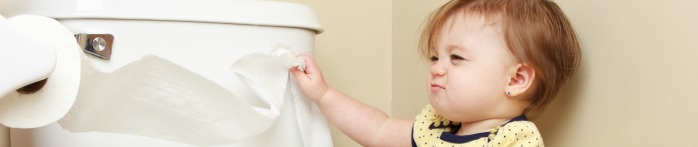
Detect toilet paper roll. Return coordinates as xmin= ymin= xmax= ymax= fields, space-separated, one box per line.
xmin=0 ymin=14 xmax=56 ymax=99
xmin=5 ymin=14 xmax=331 ymax=146
xmin=0 ymin=15 xmax=81 ymax=128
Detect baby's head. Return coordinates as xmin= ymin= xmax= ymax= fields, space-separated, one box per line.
xmin=421 ymin=0 xmax=580 ymax=119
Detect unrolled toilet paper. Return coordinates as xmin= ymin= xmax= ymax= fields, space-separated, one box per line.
xmin=61 ymin=54 xmax=286 ymax=146
xmin=3 ymin=14 xmax=331 ymax=146
xmin=0 ymin=15 xmax=80 ymax=128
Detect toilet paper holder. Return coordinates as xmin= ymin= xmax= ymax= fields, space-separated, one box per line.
xmin=75 ymin=33 xmax=113 ymax=60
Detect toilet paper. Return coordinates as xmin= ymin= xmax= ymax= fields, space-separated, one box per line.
xmin=0 ymin=15 xmax=80 ymax=128
xmin=270 ymin=44 xmax=306 ymax=72
xmin=0 ymin=14 xmax=56 ymax=99
xmin=4 ymin=14 xmax=331 ymax=146
xmin=60 ymin=54 xmax=285 ymax=146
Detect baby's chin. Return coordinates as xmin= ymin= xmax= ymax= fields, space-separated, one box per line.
xmin=427 ymin=95 xmax=440 ymax=107
xmin=427 ymin=99 xmax=448 ymax=115
xmin=428 ymin=101 xmax=470 ymax=121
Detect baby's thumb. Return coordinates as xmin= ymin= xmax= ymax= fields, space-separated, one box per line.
xmin=290 ymin=67 xmax=309 ymax=83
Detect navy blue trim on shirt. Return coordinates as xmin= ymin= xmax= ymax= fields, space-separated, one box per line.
xmin=412 ymin=114 xmax=528 ymax=146
xmin=441 ymin=114 xmax=528 ymax=143
xmin=440 ymin=130 xmax=490 ymax=144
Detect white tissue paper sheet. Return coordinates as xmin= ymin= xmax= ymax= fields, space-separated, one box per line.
xmin=4 ymin=14 xmax=332 ymax=146
xmin=0 ymin=15 xmax=80 ymax=128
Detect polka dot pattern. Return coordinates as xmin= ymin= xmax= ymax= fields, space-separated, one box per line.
xmin=413 ymin=105 xmax=544 ymax=147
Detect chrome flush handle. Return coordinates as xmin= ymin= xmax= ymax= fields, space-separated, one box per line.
xmin=75 ymin=33 xmax=113 ymax=60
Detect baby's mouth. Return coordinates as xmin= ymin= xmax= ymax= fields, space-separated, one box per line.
xmin=430 ymin=84 xmax=445 ymax=90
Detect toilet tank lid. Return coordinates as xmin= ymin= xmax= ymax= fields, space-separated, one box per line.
xmin=0 ymin=0 xmax=323 ymax=33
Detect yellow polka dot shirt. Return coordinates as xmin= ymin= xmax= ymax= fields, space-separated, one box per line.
xmin=412 ymin=105 xmax=544 ymax=147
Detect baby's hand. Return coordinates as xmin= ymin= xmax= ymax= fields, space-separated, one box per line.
xmin=290 ymin=54 xmax=329 ymax=103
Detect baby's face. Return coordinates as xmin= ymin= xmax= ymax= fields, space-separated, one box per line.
xmin=427 ymin=14 xmax=517 ymax=122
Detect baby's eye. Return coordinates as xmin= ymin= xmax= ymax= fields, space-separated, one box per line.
xmin=450 ymin=54 xmax=466 ymax=61
xmin=430 ymin=56 xmax=439 ymax=62
xmin=450 ymin=54 xmax=467 ymax=65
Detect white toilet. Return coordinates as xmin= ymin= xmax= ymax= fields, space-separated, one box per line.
xmin=0 ymin=0 xmax=323 ymax=146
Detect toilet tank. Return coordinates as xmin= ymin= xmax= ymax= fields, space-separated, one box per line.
xmin=0 ymin=0 xmax=323 ymax=146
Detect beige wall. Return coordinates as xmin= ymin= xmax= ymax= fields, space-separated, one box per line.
xmin=1 ymin=126 xmax=6 ymax=147
xmin=534 ymin=0 xmax=698 ymax=146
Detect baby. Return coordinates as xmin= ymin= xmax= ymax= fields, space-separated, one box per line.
xmin=290 ymin=0 xmax=580 ymax=146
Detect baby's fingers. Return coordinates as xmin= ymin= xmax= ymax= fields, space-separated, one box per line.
xmin=290 ymin=66 xmax=309 ymax=82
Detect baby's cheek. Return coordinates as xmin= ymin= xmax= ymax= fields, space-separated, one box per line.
xmin=448 ymin=80 xmax=473 ymax=94
xmin=448 ymin=82 xmax=488 ymax=102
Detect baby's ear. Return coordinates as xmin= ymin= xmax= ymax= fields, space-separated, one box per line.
xmin=505 ymin=63 xmax=536 ymax=99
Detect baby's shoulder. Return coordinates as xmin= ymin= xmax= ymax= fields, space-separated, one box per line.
xmin=491 ymin=120 xmax=544 ymax=146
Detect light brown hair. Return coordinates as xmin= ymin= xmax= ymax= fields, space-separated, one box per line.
xmin=420 ymin=0 xmax=581 ymax=118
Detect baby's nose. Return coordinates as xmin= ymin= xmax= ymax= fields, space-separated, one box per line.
xmin=430 ymin=63 xmax=446 ymax=76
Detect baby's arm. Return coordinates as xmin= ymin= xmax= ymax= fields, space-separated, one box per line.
xmin=290 ymin=54 xmax=413 ymax=147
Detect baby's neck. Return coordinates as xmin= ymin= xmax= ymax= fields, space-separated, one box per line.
xmin=455 ymin=118 xmax=511 ymax=135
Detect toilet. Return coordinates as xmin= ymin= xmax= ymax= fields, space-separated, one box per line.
xmin=0 ymin=0 xmax=323 ymax=146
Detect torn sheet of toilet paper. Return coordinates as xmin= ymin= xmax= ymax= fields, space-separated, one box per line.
xmin=270 ymin=44 xmax=306 ymax=72
xmin=61 ymin=54 xmax=289 ymax=146
xmin=3 ymin=14 xmax=331 ymax=146
xmin=0 ymin=15 xmax=79 ymax=128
